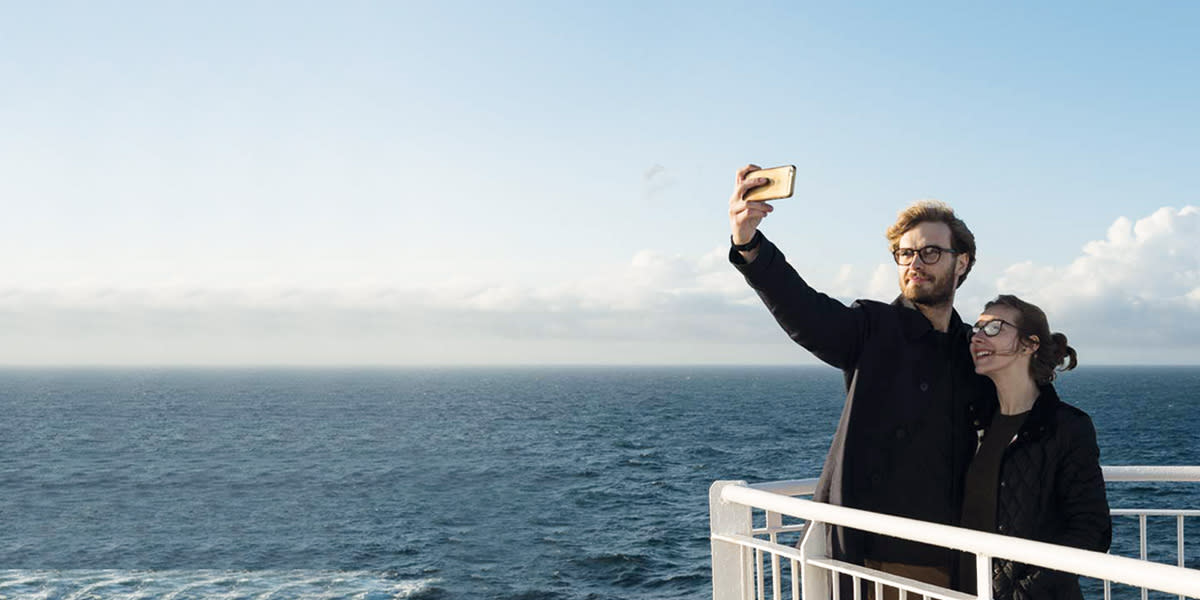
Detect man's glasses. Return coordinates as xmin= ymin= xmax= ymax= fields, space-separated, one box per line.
xmin=971 ymin=319 xmax=1017 ymax=337
xmin=892 ymin=245 xmax=961 ymax=266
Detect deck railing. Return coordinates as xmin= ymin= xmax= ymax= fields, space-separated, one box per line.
xmin=710 ymin=466 xmax=1200 ymax=600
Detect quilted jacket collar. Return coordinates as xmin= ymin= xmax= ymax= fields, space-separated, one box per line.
xmin=1017 ymin=383 xmax=1062 ymax=442
xmin=976 ymin=382 xmax=1062 ymax=442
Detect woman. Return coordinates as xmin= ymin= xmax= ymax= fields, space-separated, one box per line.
xmin=960 ymin=295 xmax=1111 ymax=600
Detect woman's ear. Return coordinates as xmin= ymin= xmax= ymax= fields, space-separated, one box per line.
xmin=1024 ymin=334 xmax=1040 ymax=355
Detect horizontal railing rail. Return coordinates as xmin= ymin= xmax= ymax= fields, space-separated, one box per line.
xmin=745 ymin=466 xmax=1200 ymax=497
xmin=1101 ymin=465 xmax=1200 ymax=482
xmin=745 ymin=478 xmax=818 ymax=497
xmin=711 ymin=465 xmax=1200 ymax=600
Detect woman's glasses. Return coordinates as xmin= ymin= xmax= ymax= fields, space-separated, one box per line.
xmin=971 ymin=319 xmax=1017 ymax=337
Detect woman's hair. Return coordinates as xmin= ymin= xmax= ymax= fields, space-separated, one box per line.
xmin=984 ymin=294 xmax=1078 ymax=384
xmin=885 ymin=200 xmax=977 ymax=288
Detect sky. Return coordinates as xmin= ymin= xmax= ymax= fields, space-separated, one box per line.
xmin=1 ymin=1 xmax=1198 ymax=366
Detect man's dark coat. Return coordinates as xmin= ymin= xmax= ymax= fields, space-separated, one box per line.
xmin=732 ymin=235 xmax=995 ymax=568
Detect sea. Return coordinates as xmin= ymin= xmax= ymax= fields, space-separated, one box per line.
xmin=0 ymin=366 xmax=1197 ymax=599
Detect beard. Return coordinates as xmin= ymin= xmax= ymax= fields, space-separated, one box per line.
xmin=901 ymin=270 xmax=957 ymax=307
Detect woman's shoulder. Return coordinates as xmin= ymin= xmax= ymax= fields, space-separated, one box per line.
xmin=1041 ymin=385 xmax=1097 ymax=432
xmin=1051 ymin=397 xmax=1099 ymax=441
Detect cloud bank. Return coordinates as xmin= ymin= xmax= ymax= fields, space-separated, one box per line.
xmin=991 ymin=206 xmax=1200 ymax=362
xmin=2 ymin=207 xmax=1198 ymax=365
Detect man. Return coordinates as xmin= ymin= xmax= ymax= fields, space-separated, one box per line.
xmin=727 ymin=164 xmax=994 ymax=593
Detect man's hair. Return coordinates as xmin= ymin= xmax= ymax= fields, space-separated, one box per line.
xmin=885 ymin=200 xmax=976 ymax=288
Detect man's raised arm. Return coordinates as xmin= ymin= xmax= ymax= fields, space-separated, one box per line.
xmin=726 ymin=164 xmax=866 ymax=370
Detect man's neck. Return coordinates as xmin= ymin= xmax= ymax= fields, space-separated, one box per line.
xmin=902 ymin=297 xmax=955 ymax=332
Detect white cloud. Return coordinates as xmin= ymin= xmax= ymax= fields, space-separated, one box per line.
xmin=997 ymin=207 xmax=1200 ymax=306
xmin=0 ymin=244 xmax=779 ymax=364
xmin=3 ymin=207 xmax=1199 ymax=365
xmin=828 ymin=263 xmax=898 ymax=304
xmin=987 ymin=206 xmax=1200 ymax=361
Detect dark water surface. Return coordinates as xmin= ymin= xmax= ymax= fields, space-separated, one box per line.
xmin=0 ymin=367 xmax=1196 ymax=598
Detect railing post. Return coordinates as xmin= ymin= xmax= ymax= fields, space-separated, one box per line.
xmin=711 ymin=480 xmax=753 ymax=600
xmin=975 ymin=554 xmax=993 ymax=600
xmin=799 ymin=520 xmax=830 ymax=600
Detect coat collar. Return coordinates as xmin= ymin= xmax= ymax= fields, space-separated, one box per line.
xmin=1019 ymin=383 xmax=1061 ymax=441
xmin=889 ymin=295 xmax=969 ymax=341
xmin=975 ymin=382 xmax=1062 ymax=441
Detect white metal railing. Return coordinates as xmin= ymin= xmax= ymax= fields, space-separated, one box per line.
xmin=710 ymin=466 xmax=1200 ymax=600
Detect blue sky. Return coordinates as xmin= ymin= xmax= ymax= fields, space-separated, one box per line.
xmin=2 ymin=2 xmax=1198 ymax=365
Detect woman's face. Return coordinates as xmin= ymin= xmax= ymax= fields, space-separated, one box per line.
xmin=970 ymin=304 xmax=1030 ymax=377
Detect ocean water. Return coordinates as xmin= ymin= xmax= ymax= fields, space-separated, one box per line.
xmin=0 ymin=366 xmax=1197 ymax=599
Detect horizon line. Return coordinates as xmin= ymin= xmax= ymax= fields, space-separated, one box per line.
xmin=0 ymin=363 xmax=1197 ymax=370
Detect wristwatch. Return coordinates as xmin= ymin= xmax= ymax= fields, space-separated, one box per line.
xmin=732 ymin=230 xmax=763 ymax=252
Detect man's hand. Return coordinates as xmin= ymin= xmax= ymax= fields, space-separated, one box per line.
xmin=729 ymin=164 xmax=774 ymax=260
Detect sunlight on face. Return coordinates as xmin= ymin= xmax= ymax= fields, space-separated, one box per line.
xmin=970 ymin=304 xmax=1027 ymax=377
xmin=896 ymin=222 xmax=960 ymax=306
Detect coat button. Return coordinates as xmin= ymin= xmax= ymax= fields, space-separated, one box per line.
xmin=1000 ymin=481 xmax=1006 ymax=487
xmin=919 ymin=382 xmax=929 ymax=392
xmin=998 ymin=525 xmax=1006 ymax=532
xmin=896 ymin=428 xmax=907 ymax=440
xmin=871 ymin=473 xmax=882 ymax=485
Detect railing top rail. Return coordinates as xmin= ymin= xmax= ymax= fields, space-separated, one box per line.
xmin=1112 ymin=508 xmax=1200 ymax=516
xmin=1101 ymin=465 xmax=1200 ymax=481
xmin=716 ymin=481 xmax=1200 ymax=597
xmin=744 ymin=467 xmax=1200 ymax=498
xmin=746 ymin=478 xmax=818 ymax=496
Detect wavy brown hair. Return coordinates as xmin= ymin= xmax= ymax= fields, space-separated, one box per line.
xmin=885 ymin=200 xmax=977 ymax=288
xmin=985 ymin=294 xmax=1079 ymax=384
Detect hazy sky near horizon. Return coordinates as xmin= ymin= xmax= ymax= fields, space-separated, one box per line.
xmin=2 ymin=2 xmax=1198 ymax=365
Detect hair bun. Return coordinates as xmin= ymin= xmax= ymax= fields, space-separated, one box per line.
xmin=1050 ymin=332 xmax=1078 ymax=372
xmin=985 ymin=295 xmax=1077 ymax=383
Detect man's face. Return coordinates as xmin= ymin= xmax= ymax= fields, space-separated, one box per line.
xmin=895 ymin=221 xmax=967 ymax=307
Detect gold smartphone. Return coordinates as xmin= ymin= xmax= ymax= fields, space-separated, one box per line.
xmin=743 ymin=165 xmax=796 ymax=202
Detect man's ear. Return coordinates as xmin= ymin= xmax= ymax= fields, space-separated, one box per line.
xmin=955 ymin=252 xmax=969 ymax=276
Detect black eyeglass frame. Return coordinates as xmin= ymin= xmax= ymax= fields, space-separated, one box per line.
xmin=971 ymin=318 xmax=1019 ymax=338
xmin=892 ymin=245 xmax=962 ymax=266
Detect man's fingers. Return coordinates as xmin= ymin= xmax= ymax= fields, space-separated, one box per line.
xmin=732 ymin=178 xmax=770 ymax=203
xmin=731 ymin=199 xmax=774 ymax=213
xmin=736 ymin=164 xmax=762 ymax=183
xmin=729 ymin=165 xmax=772 ymax=243
xmin=731 ymin=201 xmax=774 ymax=222
xmin=746 ymin=202 xmax=773 ymax=218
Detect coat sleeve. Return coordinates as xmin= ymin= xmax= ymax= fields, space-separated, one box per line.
xmin=731 ymin=236 xmax=868 ymax=370
xmin=1012 ymin=411 xmax=1112 ymax=599
xmin=1051 ymin=412 xmax=1112 ymax=553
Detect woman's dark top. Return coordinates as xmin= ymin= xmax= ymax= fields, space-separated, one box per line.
xmin=959 ymin=411 xmax=1029 ymax=592
xmin=960 ymin=384 xmax=1111 ymax=600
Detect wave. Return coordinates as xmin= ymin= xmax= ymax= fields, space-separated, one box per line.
xmin=0 ymin=569 xmax=440 ymax=599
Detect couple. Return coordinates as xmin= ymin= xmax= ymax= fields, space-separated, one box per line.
xmin=727 ymin=164 xmax=1112 ymax=600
